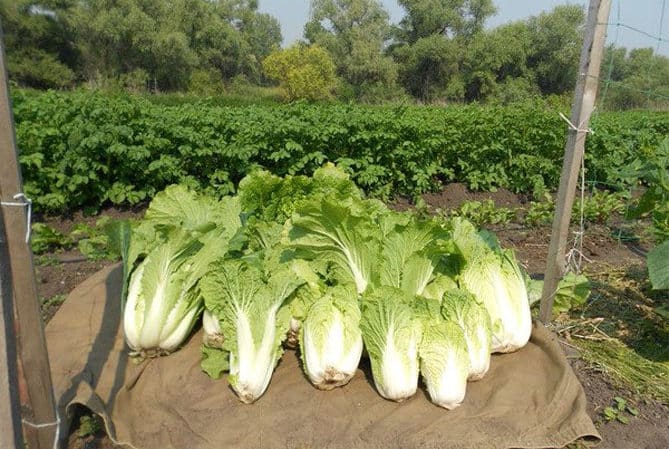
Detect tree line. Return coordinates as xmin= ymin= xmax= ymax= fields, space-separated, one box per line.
xmin=2 ymin=0 xmax=667 ymax=109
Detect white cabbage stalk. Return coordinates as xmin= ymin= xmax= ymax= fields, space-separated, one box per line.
xmin=123 ymin=232 xmax=203 ymax=357
xmin=441 ymin=289 xmax=492 ymax=381
xmin=200 ymin=260 xmax=304 ymax=403
xmin=202 ymin=309 xmax=224 ymax=349
xmin=228 ymin=303 xmax=284 ymax=404
xmin=360 ymin=286 xmax=421 ymax=402
xmin=460 ymin=251 xmax=532 ymax=353
xmin=452 ymin=218 xmax=532 ymax=353
xmin=300 ymin=286 xmax=363 ymax=390
xmin=419 ymin=320 xmax=470 ymax=410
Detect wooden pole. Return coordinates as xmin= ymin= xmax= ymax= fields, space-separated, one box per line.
xmin=0 ymin=24 xmax=58 ymax=449
xmin=540 ymin=0 xmax=612 ymax=323
xmin=0 ymin=201 xmax=23 ymax=449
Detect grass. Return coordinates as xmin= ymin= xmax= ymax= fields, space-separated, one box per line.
xmin=561 ymin=261 xmax=669 ymax=404
xmin=141 ymin=85 xmax=284 ymax=107
xmin=576 ymin=338 xmax=669 ymax=403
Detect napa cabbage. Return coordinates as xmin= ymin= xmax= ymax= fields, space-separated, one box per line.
xmin=200 ymin=259 xmax=304 ymax=403
xmin=451 ymin=218 xmax=532 ymax=353
xmin=415 ymin=296 xmax=470 ymax=409
xmin=300 ymin=283 xmax=362 ymax=390
xmin=123 ymin=228 xmax=219 ymax=357
xmin=360 ymin=286 xmax=421 ymax=402
xmin=121 ymin=185 xmax=242 ymax=357
xmin=286 ymin=198 xmax=383 ymax=294
xmin=378 ymin=214 xmax=453 ymax=296
xmin=441 ymin=289 xmax=492 ymax=381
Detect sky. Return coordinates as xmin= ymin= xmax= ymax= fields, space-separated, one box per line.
xmin=258 ymin=0 xmax=669 ymax=55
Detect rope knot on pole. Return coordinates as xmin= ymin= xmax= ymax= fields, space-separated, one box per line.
xmin=558 ymin=112 xmax=595 ymax=135
xmin=0 ymin=193 xmax=32 ymax=243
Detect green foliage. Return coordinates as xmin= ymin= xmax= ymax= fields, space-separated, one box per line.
xmin=615 ymin=138 xmax=669 ymax=290
xmin=13 ymin=89 xmax=669 ymax=213
xmin=602 ymin=397 xmax=639 ymax=424
xmin=528 ymin=273 xmax=591 ymax=316
xmin=306 ymin=0 xmax=400 ymax=98
xmin=0 ymin=0 xmax=77 ymax=88
xmin=524 ymin=194 xmax=554 ymax=227
xmin=30 ymin=217 xmax=121 ymax=261
xmin=624 ymin=138 xmax=669 ymax=241
xmin=442 ymin=200 xmax=516 ymax=227
xmin=647 ymin=241 xmax=669 ymax=290
xmin=262 ymin=44 xmax=339 ymax=101
xmin=31 ymin=223 xmax=71 ymax=254
xmin=601 ymin=47 xmax=669 ymax=111
xmin=525 ymin=190 xmax=627 ymax=227
xmin=77 ymin=414 xmax=103 ymax=438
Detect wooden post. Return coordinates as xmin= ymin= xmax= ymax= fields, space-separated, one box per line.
xmin=540 ymin=0 xmax=612 ymax=323
xmin=0 ymin=204 xmax=23 ymax=449
xmin=0 ymin=25 xmax=58 ymax=449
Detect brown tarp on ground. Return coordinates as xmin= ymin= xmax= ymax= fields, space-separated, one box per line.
xmin=46 ymin=264 xmax=601 ymax=449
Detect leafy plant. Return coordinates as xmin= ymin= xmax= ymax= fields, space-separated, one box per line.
xmin=70 ymin=217 xmax=117 ymax=261
xmin=576 ymin=190 xmax=626 ymax=223
xmin=622 ymin=138 xmax=669 ymax=240
xmin=444 ymin=199 xmax=517 ymax=227
xmin=527 ymin=273 xmax=591 ymax=317
xmin=13 ymin=89 xmax=668 ymax=213
xmin=602 ymin=396 xmax=639 ymax=424
xmin=525 ymin=194 xmax=554 ymax=227
xmin=77 ymin=414 xmax=103 ymax=438
xmin=622 ymin=138 xmax=669 ymax=289
xmin=30 ymin=223 xmax=72 ymax=254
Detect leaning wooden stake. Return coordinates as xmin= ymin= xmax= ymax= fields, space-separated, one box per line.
xmin=0 ymin=206 xmax=23 ymax=449
xmin=0 ymin=26 xmax=58 ymax=449
xmin=540 ymin=0 xmax=612 ymax=323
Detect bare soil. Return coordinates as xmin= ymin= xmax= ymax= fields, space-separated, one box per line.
xmin=32 ymin=186 xmax=668 ymax=449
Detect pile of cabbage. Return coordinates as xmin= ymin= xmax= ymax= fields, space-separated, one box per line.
xmin=118 ymin=165 xmax=532 ymax=408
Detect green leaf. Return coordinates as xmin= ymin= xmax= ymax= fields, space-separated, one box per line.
xmin=603 ymin=407 xmax=617 ymax=419
xmin=200 ymin=345 xmax=229 ymax=379
xmin=614 ymin=396 xmax=627 ymax=410
xmin=648 ymin=240 xmax=669 ymax=290
xmin=287 ymin=198 xmax=383 ymax=294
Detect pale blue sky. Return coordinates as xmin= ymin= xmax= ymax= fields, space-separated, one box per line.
xmin=258 ymin=0 xmax=669 ymax=55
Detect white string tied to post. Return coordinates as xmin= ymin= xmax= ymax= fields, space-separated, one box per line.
xmin=558 ymin=109 xmax=595 ymax=275
xmin=0 ymin=192 xmax=32 ymax=243
xmin=21 ymin=410 xmax=62 ymax=449
xmin=558 ymin=111 xmax=595 ymax=135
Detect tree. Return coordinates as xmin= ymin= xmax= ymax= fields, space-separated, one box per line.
xmin=525 ymin=5 xmax=584 ymax=95
xmin=391 ymin=0 xmax=495 ymax=102
xmin=395 ymin=0 xmax=495 ymax=43
xmin=305 ymin=0 xmax=399 ymax=98
xmin=460 ymin=21 xmax=534 ymax=102
xmin=67 ymin=0 xmax=283 ymax=91
xmin=262 ymin=44 xmax=338 ymax=101
xmin=0 ymin=0 xmax=77 ymax=88
xmin=393 ymin=35 xmax=462 ymax=101
xmin=600 ymin=46 xmax=669 ymax=110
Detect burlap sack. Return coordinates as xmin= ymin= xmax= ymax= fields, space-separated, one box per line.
xmin=46 ymin=264 xmax=600 ymax=449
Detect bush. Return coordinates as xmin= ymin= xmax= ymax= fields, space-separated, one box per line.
xmin=262 ymin=44 xmax=338 ymax=101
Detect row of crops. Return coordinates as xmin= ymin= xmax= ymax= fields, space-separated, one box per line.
xmin=118 ymin=166 xmax=534 ymax=407
xmin=12 ymin=89 xmax=669 ymax=213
